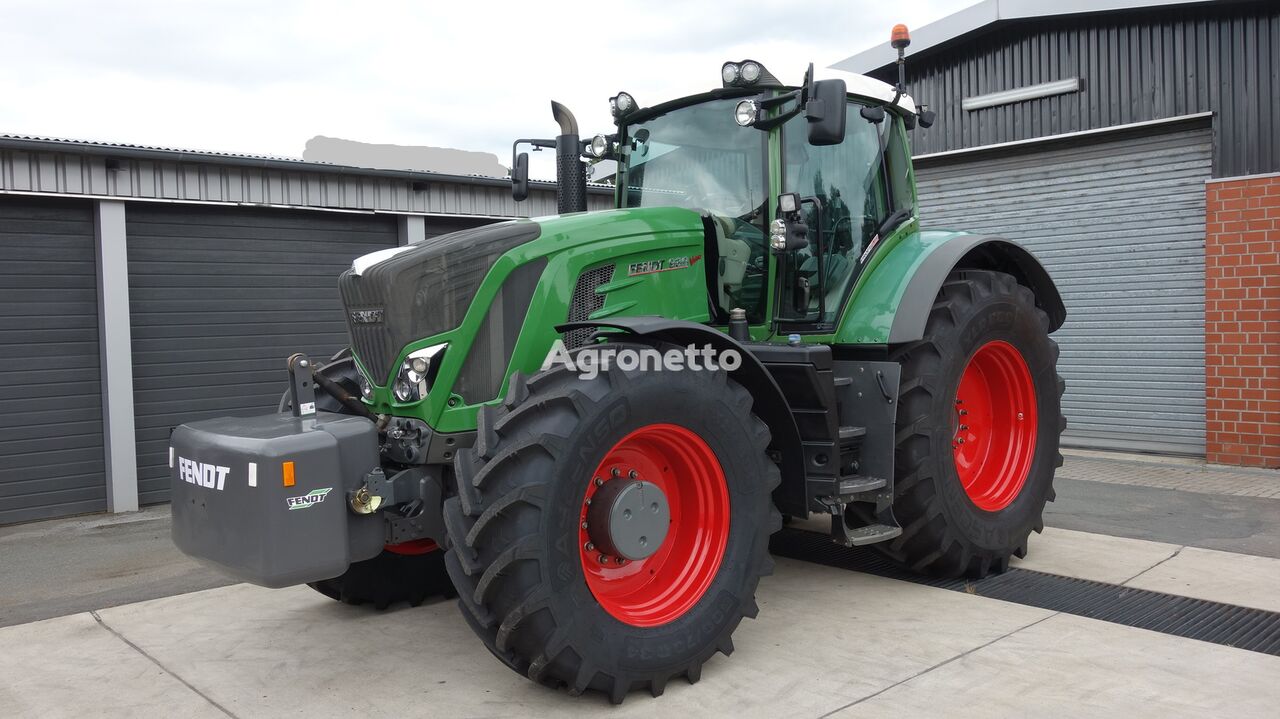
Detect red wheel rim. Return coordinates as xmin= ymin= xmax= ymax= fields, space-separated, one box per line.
xmin=579 ymin=423 xmax=730 ymax=627
xmin=952 ymin=340 xmax=1038 ymax=511
xmin=384 ymin=539 xmax=438 ymax=555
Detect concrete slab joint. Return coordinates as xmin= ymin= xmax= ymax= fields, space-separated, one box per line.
xmin=94 ymin=199 xmax=140 ymax=513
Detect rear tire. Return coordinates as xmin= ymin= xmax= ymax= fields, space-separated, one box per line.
xmin=293 ymin=349 xmax=456 ymax=608
xmin=884 ymin=270 xmax=1064 ymax=578
xmin=443 ymin=347 xmax=780 ymax=703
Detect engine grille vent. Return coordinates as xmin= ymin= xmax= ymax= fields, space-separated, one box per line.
xmin=563 ymin=265 xmax=615 ymax=349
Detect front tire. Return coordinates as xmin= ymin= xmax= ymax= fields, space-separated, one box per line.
xmin=443 ymin=348 xmax=780 ymax=703
xmin=884 ymin=270 xmax=1065 ymax=578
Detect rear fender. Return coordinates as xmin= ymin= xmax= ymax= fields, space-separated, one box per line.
xmin=839 ymin=231 xmax=1066 ymax=344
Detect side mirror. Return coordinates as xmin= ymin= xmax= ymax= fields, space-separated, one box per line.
xmin=511 ymin=152 xmax=529 ymax=202
xmin=806 ymin=79 xmax=847 ymax=146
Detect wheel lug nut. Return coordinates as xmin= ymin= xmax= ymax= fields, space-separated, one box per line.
xmin=598 ymin=554 xmax=609 ymax=564
xmin=628 ymin=469 xmax=638 ymax=479
xmin=594 ymin=477 xmax=603 ymax=487
xmin=584 ymin=498 xmax=592 ymax=506
xmin=1017 ymin=412 xmax=1024 ymax=420
xmin=581 ymin=521 xmax=589 ymax=529
xmin=585 ymin=542 xmax=594 ymax=552
xmin=615 ymin=557 xmax=625 ymax=565
xmin=959 ymin=409 xmax=968 ymax=416
xmin=959 ymin=424 xmax=969 ymax=431
xmin=610 ymin=467 xmax=621 ymax=478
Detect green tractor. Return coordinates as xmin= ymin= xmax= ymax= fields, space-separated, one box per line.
xmin=170 ymin=28 xmax=1064 ymax=703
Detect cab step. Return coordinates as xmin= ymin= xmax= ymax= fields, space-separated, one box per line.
xmin=835 ymin=474 xmax=886 ymax=497
xmin=838 ymin=425 xmax=866 ymax=441
xmin=833 ymin=522 xmax=903 ymax=547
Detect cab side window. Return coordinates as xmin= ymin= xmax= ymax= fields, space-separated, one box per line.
xmin=781 ymin=102 xmax=890 ymax=324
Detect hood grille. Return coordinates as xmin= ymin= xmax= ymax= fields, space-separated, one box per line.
xmin=339 ymin=221 xmax=541 ymax=383
xmin=563 ymin=265 xmax=615 ymax=349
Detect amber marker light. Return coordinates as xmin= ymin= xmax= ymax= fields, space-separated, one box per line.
xmin=282 ymin=461 xmax=296 ymax=487
xmin=891 ymin=24 xmax=911 ymax=49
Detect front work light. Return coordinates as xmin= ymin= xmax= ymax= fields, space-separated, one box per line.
xmin=734 ymin=99 xmax=759 ymax=127
xmin=722 ymin=59 xmax=776 ymax=88
xmin=588 ymin=134 xmax=609 ymax=158
xmin=769 ymin=218 xmax=788 ymax=251
xmin=611 ymin=92 xmax=636 ymax=118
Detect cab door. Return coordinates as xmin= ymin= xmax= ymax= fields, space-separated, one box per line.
xmin=776 ymin=101 xmax=911 ymax=332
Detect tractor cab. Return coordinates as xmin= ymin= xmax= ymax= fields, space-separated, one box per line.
xmin=514 ymin=60 xmax=932 ymax=337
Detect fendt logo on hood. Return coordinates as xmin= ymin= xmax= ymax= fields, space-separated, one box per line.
xmin=350 ymin=309 xmax=385 ymax=324
xmin=177 ymin=457 xmax=230 ymax=491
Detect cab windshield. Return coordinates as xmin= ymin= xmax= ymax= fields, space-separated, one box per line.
xmin=619 ymin=97 xmax=768 ymax=321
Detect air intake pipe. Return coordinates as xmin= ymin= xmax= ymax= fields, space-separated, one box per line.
xmin=551 ymin=101 xmax=588 ymax=214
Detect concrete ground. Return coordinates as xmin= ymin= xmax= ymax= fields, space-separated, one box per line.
xmin=1 ymin=450 xmax=1278 ymax=716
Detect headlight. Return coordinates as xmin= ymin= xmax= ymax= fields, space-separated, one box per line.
xmin=588 ymin=134 xmax=609 ymax=158
xmin=734 ymin=99 xmax=758 ymax=127
xmin=740 ymin=61 xmax=762 ymax=83
xmin=392 ymin=343 xmax=447 ymax=403
xmin=359 ymin=374 xmax=374 ymax=401
xmin=721 ymin=63 xmax=740 ymax=85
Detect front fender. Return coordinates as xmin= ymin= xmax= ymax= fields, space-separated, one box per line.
xmin=837 ymin=230 xmax=1066 ymax=344
xmin=556 ymin=316 xmax=808 ymax=516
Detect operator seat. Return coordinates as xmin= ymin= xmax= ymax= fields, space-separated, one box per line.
xmin=709 ymin=215 xmax=751 ymax=310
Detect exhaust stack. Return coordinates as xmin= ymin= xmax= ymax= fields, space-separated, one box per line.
xmin=551 ymin=101 xmax=588 ymax=214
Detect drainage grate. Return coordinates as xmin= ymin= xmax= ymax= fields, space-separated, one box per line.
xmin=770 ymin=528 xmax=1280 ymax=657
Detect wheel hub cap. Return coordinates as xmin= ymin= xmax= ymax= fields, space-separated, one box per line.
xmin=952 ymin=340 xmax=1038 ymax=512
xmin=587 ymin=479 xmax=670 ymax=561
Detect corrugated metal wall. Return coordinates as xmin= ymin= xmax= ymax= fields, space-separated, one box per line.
xmin=0 ymin=197 xmax=105 ymax=523
xmin=878 ymin=1 xmax=1278 ymax=178
xmin=916 ymin=125 xmax=1213 ymax=454
xmin=0 ymin=145 xmax=614 ymax=217
xmin=126 ymin=205 xmax=399 ymax=504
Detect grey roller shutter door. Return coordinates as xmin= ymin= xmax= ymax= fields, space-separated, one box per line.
xmin=128 ymin=206 xmax=397 ymax=504
xmin=423 ymin=216 xmax=501 ymax=241
xmin=0 ymin=198 xmax=105 ymax=524
xmin=915 ymin=126 xmax=1211 ymax=455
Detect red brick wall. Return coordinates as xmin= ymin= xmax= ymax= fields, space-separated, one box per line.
xmin=1205 ymin=175 xmax=1280 ymax=467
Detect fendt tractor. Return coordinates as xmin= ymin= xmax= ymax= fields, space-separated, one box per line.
xmin=171 ymin=26 xmax=1065 ymax=703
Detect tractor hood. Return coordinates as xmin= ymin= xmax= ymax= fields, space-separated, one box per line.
xmin=339 ymin=221 xmax=542 ymax=383
xmin=339 ymin=207 xmax=709 ymax=398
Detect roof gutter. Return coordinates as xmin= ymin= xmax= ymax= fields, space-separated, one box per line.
xmin=0 ymin=136 xmax=612 ymax=194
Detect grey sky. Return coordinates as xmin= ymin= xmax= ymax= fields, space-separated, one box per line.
xmin=0 ymin=0 xmax=968 ymax=178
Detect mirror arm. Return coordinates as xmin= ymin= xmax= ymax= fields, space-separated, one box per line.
xmin=753 ymin=105 xmax=803 ymax=132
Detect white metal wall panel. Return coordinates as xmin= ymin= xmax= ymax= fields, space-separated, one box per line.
xmin=127 ymin=205 xmax=399 ymax=504
xmin=0 ymin=143 xmax=614 ymax=217
xmin=0 ymin=197 xmax=106 ymax=523
xmin=916 ymin=126 xmax=1212 ymax=454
